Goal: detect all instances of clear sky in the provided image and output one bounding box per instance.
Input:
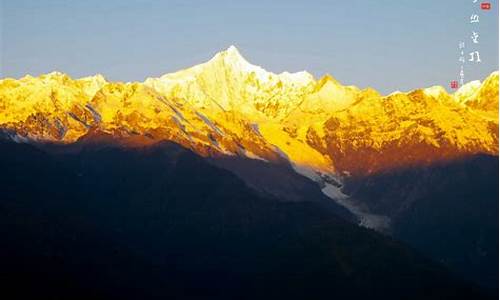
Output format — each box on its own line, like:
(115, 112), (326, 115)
(1, 0), (498, 93)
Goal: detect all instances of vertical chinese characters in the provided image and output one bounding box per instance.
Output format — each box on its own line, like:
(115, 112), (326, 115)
(454, 1), (491, 89)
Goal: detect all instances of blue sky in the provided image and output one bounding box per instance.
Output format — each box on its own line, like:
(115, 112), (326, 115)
(1, 0), (498, 93)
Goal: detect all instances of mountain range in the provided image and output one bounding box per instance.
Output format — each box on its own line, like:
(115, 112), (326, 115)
(1, 46), (497, 172)
(1, 46), (498, 224)
(0, 46), (498, 298)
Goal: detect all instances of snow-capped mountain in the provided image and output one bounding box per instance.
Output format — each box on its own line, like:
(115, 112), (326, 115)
(0, 47), (498, 292)
(1, 46), (497, 176)
(0, 46), (498, 228)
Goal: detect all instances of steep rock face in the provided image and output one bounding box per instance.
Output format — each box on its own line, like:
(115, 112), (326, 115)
(0, 46), (497, 177)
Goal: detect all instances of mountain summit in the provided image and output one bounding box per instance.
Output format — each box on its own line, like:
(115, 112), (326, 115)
(0, 48), (498, 177)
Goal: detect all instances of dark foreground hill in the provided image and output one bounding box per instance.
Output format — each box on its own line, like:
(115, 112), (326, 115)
(0, 139), (493, 300)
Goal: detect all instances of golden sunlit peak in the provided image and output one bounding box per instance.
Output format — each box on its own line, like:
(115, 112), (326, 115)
(80, 73), (107, 81)
(453, 80), (481, 103)
(213, 45), (248, 63)
(46, 71), (65, 76)
(207, 45), (314, 85)
(210, 45), (270, 79)
(225, 45), (243, 57)
(316, 74), (341, 88)
(40, 71), (69, 80)
(423, 85), (448, 98)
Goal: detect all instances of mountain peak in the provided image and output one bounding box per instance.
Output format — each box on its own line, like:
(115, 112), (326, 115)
(226, 45), (241, 55)
(454, 80), (481, 103)
(423, 85), (447, 98)
(317, 74), (340, 87)
(206, 45), (273, 83)
(40, 71), (70, 81)
(213, 45), (248, 64)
